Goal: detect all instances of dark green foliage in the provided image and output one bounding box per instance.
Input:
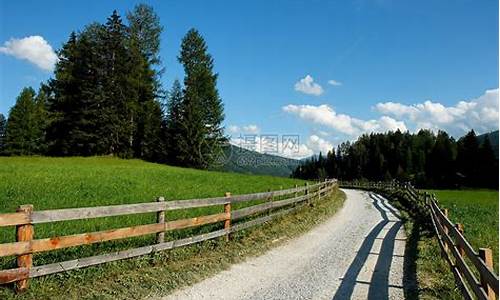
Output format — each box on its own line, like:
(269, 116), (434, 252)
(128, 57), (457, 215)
(426, 131), (456, 187)
(176, 29), (225, 168)
(99, 11), (136, 157)
(47, 27), (105, 156)
(456, 130), (479, 186)
(46, 8), (165, 160)
(477, 136), (498, 188)
(293, 129), (499, 189)
(6, 6), (225, 171)
(127, 4), (165, 161)
(165, 80), (184, 164)
(477, 130), (499, 157)
(127, 3), (163, 70)
(4, 87), (47, 155)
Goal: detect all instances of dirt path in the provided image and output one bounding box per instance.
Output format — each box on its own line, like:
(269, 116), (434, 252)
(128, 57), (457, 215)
(156, 189), (408, 300)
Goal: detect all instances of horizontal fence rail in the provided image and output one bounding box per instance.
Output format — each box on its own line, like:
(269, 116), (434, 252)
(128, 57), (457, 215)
(0, 179), (338, 292)
(339, 180), (498, 300)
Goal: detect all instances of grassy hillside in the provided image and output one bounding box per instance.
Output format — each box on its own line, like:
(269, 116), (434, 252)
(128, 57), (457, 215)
(0, 156), (307, 245)
(0, 156), (305, 213)
(214, 144), (300, 177)
(0, 156), (344, 299)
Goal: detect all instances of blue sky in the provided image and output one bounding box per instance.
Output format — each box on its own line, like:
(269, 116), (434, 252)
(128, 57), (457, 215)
(0, 0), (498, 158)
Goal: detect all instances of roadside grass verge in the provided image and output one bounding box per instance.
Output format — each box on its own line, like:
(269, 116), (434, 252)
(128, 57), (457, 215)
(377, 188), (463, 300)
(0, 181), (345, 299)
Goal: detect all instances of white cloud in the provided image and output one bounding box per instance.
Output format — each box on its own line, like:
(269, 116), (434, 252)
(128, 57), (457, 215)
(283, 89), (498, 140)
(307, 135), (334, 154)
(227, 124), (260, 134)
(228, 125), (240, 134)
(283, 104), (407, 137)
(374, 89), (499, 136)
(0, 36), (58, 71)
(242, 124), (260, 134)
(294, 75), (324, 96)
(328, 79), (342, 86)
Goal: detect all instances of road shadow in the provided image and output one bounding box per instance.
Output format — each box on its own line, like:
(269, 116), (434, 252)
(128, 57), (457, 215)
(332, 193), (406, 300)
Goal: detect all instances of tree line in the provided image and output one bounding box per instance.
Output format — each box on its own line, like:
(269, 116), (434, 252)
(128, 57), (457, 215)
(292, 129), (498, 189)
(0, 4), (225, 169)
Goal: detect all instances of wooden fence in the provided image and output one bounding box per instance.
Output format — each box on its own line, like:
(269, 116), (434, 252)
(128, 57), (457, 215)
(0, 179), (338, 292)
(339, 180), (499, 300)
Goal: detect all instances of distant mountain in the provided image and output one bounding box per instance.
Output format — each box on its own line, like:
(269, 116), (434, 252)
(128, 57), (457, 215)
(212, 144), (300, 177)
(477, 130), (499, 158)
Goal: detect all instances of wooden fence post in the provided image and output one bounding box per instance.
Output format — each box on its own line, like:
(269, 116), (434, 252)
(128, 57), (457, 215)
(294, 184), (298, 198)
(305, 183), (309, 205)
(442, 208), (449, 253)
(479, 248), (495, 300)
(224, 192), (232, 241)
(16, 204), (33, 293)
(455, 223), (465, 257)
(156, 197), (165, 244)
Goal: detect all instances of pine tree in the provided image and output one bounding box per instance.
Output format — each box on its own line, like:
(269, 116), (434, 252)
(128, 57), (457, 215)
(34, 85), (49, 154)
(177, 29), (225, 168)
(100, 10), (138, 157)
(47, 27), (105, 155)
(478, 136), (498, 188)
(456, 130), (480, 186)
(127, 5), (165, 160)
(4, 87), (46, 155)
(165, 80), (184, 164)
(127, 4), (163, 67)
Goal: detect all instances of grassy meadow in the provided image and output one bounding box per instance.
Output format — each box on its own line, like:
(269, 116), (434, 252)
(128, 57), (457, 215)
(401, 189), (498, 299)
(425, 189), (499, 270)
(0, 156), (345, 299)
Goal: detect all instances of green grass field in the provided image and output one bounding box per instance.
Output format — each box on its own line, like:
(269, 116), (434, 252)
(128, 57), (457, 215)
(405, 189), (499, 299)
(425, 189), (499, 270)
(0, 156), (345, 299)
(0, 156), (307, 252)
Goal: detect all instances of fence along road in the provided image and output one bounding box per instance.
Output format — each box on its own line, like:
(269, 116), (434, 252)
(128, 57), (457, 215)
(157, 189), (408, 300)
(340, 181), (499, 300)
(0, 180), (337, 293)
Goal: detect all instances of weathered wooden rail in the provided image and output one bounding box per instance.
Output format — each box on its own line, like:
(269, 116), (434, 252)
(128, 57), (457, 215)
(339, 180), (498, 300)
(0, 179), (338, 292)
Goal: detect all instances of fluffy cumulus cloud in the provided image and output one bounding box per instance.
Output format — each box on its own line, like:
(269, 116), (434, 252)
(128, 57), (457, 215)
(283, 89), (498, 148)
(283, 104), (407, 137)
(307, 135), (334, 154)
(374, 89), (499, 136)
(328, 79), (342, 86)
(0, 36), (58, 71)
(294, 75), (324, 96)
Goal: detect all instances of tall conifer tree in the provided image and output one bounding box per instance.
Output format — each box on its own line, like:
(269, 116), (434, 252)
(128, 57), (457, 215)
(4, 87), (46, 155)
(177, 29), (225, 168)
(127, 4), (164, 160)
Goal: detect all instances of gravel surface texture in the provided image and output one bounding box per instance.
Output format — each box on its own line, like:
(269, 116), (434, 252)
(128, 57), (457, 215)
(157, 189), (407, 300)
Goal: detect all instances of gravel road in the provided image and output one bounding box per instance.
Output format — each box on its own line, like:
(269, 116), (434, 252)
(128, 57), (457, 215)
(158, 189), (407, 300)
